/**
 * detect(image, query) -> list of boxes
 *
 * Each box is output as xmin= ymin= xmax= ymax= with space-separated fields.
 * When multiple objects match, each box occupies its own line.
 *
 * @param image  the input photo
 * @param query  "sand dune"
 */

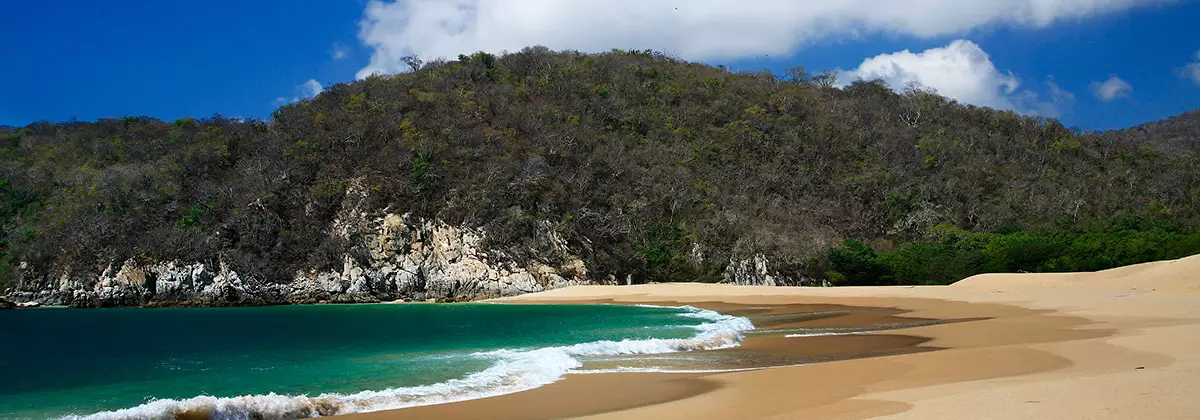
xmin=345 ymin=255 xmax=1200 ymax=419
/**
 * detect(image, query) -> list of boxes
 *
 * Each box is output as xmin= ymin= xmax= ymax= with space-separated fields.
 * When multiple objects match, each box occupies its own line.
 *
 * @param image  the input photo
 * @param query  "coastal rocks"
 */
xmin=723 ymin=255 xmax=779 ymax=286
xmin=3 ymin=209 xmax=819 ymax=308
xmin=722 ymin=254 xmax=823 ymax=287
xmin=6 ymin=259 xmax=273 ymax=308
xmin=5 ymin=213 xmax=590 ymax=307
xmin=0 ymin=298 xmax=13 ymax=310
xmin=292 ymin=214 xmax=587 ymax=303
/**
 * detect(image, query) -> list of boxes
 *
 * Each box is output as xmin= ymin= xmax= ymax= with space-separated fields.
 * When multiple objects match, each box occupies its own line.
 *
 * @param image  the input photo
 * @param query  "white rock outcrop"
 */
xmin=6 ymin=214 xmax=590 ymax=307
xmin=721 ymin=254 xmax=821 ymax=286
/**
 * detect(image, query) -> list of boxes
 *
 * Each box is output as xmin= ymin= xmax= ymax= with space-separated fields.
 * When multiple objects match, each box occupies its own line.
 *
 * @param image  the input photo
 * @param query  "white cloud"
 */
xmin=838 ymin=40 xmax=1020 ymax=110
xmin=332 ymin=43 xmax=349 ymax=60
xmin=355 ymin=0 xmax=1167 ymax=79
xmin=1091 ymin=75 xmax=1132 ymax=101
xmin=301 ymin=79 xmax=324 ymax=98
xmin=1047 ymin=78 xmax=1076 ymax=104
xmin=836 ymin=40 xmax=1070 ymax=116
xmin=1036 ymin=77 xmax=1076 ymax=117
xmin=275 ymin=79 xmax=325 ymax=105
xmin=1184 ymin=50 xmax=1200 ymax=85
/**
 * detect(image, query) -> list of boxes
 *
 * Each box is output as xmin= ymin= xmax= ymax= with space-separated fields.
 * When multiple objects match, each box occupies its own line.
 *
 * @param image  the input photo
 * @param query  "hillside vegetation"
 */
xmin=2 ymin=47 xmax=1199 ymax=290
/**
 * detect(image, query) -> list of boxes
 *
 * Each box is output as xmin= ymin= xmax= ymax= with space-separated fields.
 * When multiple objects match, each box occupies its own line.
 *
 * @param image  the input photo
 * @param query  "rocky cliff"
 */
xmin=4 ymin=213 xmax=601 ymax=307
xmin=4 ymin=174 xmax=811 ymax=308
xmin=3 ymin=212 xmax=803 ymax=307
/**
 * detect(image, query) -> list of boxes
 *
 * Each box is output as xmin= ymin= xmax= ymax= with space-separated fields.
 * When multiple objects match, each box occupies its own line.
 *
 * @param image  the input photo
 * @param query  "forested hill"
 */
xmin=2 ymin=47 xmax=1199 ymax=294
xmin=1111 ymin=109 xmax=1200 ymax=149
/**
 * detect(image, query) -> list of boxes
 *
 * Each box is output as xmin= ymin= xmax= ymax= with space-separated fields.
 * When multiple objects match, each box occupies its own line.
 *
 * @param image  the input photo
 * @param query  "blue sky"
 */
xmin=2 ymin=0 xmax=1198 ymax=131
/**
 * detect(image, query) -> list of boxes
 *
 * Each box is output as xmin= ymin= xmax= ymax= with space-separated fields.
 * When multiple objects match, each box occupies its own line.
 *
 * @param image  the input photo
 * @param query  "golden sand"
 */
xmin=343 ymin=255 xmax=1200 ymax=419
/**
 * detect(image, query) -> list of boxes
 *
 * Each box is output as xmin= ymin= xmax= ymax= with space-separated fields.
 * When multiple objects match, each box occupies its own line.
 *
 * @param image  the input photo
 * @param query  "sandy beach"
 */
xmin=344 ymin=255 xmax=1200 ymax=419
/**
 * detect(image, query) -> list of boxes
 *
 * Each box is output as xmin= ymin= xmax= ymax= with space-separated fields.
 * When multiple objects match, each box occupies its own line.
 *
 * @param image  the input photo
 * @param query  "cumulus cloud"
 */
xmin=1091 ymin=75 xmax=1132 ymax=101
xmin=836 ymin=40 xmax=1070 ymax=116
xmin=356 ymin=0 xmax=1165 ymax=79
xmin=1184 ymin=50 xmax=1200 ymax=85
xmin=838 ymin=40 xmax=1019 ymax=109
xmin=332 ymin=43 xmax=349 ymax=60
xmin=275 ymin=79 xmax=325 ymax=105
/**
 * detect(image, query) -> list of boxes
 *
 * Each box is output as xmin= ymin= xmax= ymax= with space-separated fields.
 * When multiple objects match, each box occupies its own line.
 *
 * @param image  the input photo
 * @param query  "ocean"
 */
xmin=0 ymin=303 xmax=753 ymax=419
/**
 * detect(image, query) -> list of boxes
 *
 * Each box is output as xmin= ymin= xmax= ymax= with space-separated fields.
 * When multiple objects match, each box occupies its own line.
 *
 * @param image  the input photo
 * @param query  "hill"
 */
xmin=1110 ymin=109 xmax=1200 ymax=150
xmin=2 ymin=47 xmax=1199 ymax=306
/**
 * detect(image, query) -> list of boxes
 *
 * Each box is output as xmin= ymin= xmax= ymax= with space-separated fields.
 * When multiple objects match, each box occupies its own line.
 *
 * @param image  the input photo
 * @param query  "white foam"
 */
xmin=784 ymin=331 xmax=869 ymax=338
xmin=572 ymin=366 xmax=765 ymax=374
xmin=62 ymin=305 xmax=754 ymax=420
xmin=574 ymin=362 xmax=812 ymax=375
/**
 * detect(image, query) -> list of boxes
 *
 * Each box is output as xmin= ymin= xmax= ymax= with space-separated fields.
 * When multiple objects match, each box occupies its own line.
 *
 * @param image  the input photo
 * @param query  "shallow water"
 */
xmin=0 ymin=303 xmax=751 ymax=419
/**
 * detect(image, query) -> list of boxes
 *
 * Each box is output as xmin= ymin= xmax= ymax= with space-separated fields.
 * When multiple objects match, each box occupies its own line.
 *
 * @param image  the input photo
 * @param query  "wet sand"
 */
xmin=344 ymin=255 xmax=1200 ymax=419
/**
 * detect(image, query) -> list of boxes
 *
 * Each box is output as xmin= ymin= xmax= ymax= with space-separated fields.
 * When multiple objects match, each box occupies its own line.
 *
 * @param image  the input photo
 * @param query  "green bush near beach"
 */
xmin=828 ymin=217 xmax=1200 ymax=285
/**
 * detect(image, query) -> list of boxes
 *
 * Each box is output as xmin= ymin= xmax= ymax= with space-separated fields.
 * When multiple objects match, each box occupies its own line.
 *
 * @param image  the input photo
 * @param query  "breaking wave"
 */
xmin=62 ymin=306 xmax=753 ymax=420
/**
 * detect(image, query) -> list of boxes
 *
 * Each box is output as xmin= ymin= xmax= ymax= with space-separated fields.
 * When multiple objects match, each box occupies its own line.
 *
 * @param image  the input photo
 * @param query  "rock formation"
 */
xmin=721 ymin=254 xmax=823 ymax=287
xmin=4 ymin=214 xmax=594 ymax=307
xmin=4 ymin=209 xmax=807 ymax=307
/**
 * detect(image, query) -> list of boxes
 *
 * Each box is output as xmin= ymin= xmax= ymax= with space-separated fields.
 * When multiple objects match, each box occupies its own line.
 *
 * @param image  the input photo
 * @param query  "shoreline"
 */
xmin=342 ymin=255 xmax=1200 ymax=419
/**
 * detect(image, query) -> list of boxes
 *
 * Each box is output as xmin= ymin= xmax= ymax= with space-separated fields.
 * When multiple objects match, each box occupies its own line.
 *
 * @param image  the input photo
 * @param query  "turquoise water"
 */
xmin=0 ymin=303 xmax=752 ymax=419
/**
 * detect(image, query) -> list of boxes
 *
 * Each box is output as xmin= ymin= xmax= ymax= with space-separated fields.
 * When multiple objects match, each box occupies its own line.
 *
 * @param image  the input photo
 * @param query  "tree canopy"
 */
xmin=3 ymin=47 xmax=1198 ymax=290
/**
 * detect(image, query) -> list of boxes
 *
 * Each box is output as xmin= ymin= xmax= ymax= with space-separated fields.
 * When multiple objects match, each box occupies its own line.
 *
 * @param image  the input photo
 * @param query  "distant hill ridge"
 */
xmin=1112 ymin=109 xmax=1200 ymax=148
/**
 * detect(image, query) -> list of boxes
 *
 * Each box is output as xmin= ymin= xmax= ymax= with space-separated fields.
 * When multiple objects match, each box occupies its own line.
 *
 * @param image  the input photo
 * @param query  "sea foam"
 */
xmin=62 ymin=305 xmax=753 ymax=420
xmin=783 ymin=331 xmax=869 ymax=338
